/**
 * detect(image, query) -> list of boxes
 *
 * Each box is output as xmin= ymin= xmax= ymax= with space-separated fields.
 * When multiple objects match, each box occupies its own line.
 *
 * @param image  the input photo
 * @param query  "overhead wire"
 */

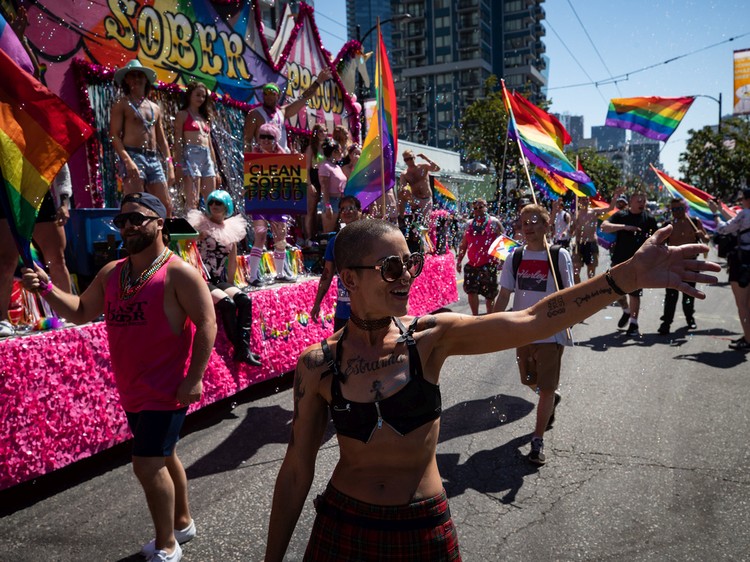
xmin=545 ymin=19 xmax=608 ymax=104
xmin=548 ymin=31 xmax=750 ymax=90
xmin=565 ymin=0 xmax=622 ymax=96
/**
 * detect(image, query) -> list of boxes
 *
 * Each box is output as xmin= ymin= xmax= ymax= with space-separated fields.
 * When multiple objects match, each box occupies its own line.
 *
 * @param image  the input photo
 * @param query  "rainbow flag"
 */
xmin=502 ymin=82 xmax=590 ymax=184
xmin=433 ymin=177 xmax=457 ymax=212
xmin=345 ymin=23 xmax=397 ymax=211
xmin=649 ymin=164 xmax=724 ymax=232
xmin=605 ymin=96 xmax=695 ymax=142
xmin=488 ymin=235 xmax=520 ymax=261
xmin=532 ymin=165 xmax=596 ymax=199
xmin=0 ymin=13 xmax=34 ymax=76
xmin=0 ymin=46 xmax=93 ymax=264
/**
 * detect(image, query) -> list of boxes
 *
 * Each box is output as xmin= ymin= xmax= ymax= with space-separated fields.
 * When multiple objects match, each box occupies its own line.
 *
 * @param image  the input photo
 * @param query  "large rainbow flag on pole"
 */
xmin=501 ymin=81 xmax=590 ymax=184
xmin=649 ymin=164 xmax=726 ymax=231
xmin=344 ymin=22 xmax=397 ymax=211
xmin=0 ymin=42 xmax=93 ymax=265
xmin=605 ymin=96 xmax=695 ymax=142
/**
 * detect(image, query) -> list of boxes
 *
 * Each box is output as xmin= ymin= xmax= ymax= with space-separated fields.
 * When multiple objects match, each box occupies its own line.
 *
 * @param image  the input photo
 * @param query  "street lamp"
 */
xmin=693 ymin=93 xmax=723 ymax=133
xmin=355 ymin=13 xmax=411 ymax=142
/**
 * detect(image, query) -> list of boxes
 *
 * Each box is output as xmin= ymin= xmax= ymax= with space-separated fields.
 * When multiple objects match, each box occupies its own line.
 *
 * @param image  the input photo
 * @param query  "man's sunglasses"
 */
xmin=113 ymin=212 xmax=160 ymax=229
xmin=340 ymin=205 xmax=358 ymax=212
xmin=522 ymin=215 xmax=541 ymax=225
xmin=258 ymin=134 xmax=276 ymax=141
xmin=350 ymin=253 xmax=424 ymax=283
xmin=671 ymin=207 xmax=685 ymax=212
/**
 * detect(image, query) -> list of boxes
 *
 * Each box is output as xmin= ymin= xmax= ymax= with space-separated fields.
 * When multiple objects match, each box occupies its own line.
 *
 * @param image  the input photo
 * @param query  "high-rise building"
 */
xmin=591 ymin=125 xmax=626 ymax=152
xmin=347 ymin=0 xmax=547 ymax=150
xmin=553 ymin=113 xmax=584 ymax=148
xmin=629 ymin=137 xmax=661 ymax=180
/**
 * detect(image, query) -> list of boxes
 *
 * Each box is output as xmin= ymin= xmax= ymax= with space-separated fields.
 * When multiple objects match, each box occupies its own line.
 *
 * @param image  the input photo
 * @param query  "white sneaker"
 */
xmin=147 ymin=542 xmax=182 ymax=562
xmin=141 ymin=520 xmax=195 ymax=557
xmin=0 ymin=320 xmax=14 ymax=338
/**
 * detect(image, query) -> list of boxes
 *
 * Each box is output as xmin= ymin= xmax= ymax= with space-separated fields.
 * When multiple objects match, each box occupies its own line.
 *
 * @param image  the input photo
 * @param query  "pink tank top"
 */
xmin=104 ymin=254 xmax=194 ymax=412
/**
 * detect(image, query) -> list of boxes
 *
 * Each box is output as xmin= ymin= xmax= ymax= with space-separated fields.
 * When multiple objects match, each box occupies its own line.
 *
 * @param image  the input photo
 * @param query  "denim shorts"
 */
xmin=120 ymin=147 xmax=167 ymax=184
xmin=183 ymin=144 xmax=216 ymax=178
xmin=125 ymin=408 xmax=188 ymax=457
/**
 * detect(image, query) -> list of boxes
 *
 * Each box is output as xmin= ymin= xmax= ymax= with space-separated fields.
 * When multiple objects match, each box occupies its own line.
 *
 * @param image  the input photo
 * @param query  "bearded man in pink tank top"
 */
xmin=22 ymin=192 xmax=216 ymax=562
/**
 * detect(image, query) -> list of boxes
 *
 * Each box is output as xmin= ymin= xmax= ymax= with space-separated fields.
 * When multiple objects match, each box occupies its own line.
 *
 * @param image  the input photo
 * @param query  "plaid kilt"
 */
xmin=303 ymin=483 xmax=461 ymax=561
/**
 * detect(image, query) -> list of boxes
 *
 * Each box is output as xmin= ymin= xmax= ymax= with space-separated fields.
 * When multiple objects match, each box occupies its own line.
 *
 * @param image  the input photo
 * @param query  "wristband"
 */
xmin=604 ymin=268 xmax=627 ymax=296
xmin=39 ymin=280 xmax=54 ymax=297
xmin=165 ymin=157 xmax=173 ymax=164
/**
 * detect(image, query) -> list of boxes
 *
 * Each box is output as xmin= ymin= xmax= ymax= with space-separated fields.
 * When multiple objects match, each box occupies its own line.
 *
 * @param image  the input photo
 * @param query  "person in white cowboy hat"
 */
xmin=110 ymin=59 xmax=175 ymax=217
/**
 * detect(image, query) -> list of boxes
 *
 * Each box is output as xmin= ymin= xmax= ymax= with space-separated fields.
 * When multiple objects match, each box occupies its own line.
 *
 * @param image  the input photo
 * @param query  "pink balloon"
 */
xmin=353 ymin=102 xmax=362 ymax=113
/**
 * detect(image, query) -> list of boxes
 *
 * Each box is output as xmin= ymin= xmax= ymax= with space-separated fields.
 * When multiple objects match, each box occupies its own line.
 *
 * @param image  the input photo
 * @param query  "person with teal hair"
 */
xmin=187 ymin=190 xmax=260 ymax=366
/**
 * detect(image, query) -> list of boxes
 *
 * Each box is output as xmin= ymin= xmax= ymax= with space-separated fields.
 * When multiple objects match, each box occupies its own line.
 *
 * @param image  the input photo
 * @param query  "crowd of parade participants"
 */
xmin=6 ymin=53 xmax=750 ymax=561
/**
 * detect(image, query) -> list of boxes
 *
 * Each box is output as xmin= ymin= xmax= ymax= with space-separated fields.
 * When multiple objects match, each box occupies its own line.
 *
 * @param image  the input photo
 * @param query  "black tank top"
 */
xmin=320 ymin=317 xmax=442 ymax=443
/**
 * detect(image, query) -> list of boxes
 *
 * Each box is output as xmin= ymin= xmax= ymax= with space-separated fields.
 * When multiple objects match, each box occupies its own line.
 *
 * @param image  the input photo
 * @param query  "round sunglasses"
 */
xmin=112 ymin=212 xmax=160 ymax=229
xmin=349 ymin=253 xmax=424 ymax=283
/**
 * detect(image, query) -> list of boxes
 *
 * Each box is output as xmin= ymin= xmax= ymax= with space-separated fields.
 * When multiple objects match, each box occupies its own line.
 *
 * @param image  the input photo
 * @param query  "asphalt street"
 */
xmin=1 ymin=248 xmax=748 ymax=561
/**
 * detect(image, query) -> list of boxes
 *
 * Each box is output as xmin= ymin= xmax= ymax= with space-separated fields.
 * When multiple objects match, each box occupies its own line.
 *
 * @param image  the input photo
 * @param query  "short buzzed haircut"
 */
xmin=334 ymin=219 xmax=401 ymax=274
xmin=520 ymin=203 xmax=550 ymax=225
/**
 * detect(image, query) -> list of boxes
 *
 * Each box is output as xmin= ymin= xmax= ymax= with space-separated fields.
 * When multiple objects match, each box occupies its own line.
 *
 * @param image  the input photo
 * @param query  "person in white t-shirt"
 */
xmin=494 ymin=203 xmax=573 ymax=465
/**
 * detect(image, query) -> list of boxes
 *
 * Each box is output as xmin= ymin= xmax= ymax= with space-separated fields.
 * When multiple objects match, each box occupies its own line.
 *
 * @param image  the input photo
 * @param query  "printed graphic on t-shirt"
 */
xmin=517 ymin=260 xmax=550 ymax=292
xmin=106 ymin=300 xmax=148 ymax=326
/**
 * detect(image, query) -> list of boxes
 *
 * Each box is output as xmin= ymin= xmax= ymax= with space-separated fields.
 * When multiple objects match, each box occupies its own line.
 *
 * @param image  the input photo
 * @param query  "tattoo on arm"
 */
xmin=302 ymin=347 xmax=326 ymax=370
xmin=546 ymin=296 xmax=566 ymax=318
xmin=572 ymin=287 xmax=613 ymax=307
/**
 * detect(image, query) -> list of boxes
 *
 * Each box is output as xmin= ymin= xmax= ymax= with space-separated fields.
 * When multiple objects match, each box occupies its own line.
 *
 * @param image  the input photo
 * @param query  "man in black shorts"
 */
xmin=601 ymin=191 xmax=658 ymax=336
xmin=456 ymin=199 xmax=504 ymax=315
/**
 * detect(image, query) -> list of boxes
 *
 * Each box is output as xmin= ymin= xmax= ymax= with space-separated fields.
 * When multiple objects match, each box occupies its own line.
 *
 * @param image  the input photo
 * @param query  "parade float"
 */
xmin=0 ymin=1 xmax=459 ymax=490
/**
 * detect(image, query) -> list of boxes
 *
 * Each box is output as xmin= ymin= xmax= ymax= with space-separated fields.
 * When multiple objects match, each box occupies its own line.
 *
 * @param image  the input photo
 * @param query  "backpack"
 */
xmin=511 ymin=244 xmax=565 ymax=290
xmin=714 ymin=226 xmax=750 ymax=259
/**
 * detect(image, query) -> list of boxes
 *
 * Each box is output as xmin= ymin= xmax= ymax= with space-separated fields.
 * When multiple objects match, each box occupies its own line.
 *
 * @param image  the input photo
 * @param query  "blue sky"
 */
xmin=314 ymin=1 xmax=749 ymax=178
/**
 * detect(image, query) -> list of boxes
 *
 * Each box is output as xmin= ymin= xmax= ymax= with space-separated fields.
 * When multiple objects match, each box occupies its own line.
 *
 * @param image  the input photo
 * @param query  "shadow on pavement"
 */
xmin=575 ymin=329 xmax=658 ymax=351
xmin=438 ymin=434 xmax=539 ymax=505
xmin=0 ymin=371 xmax=298 ymax=516
xmin=673 ymin=350 xmax=749 ymax=369
xmin=439 ymin=394 xmax=534 ymax=443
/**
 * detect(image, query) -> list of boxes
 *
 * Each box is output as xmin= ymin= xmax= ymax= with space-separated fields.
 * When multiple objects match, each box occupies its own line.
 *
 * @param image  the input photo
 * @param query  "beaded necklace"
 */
xmin=119 ymin=247 xmax=172 ymax=300
xmin=472 ymin=214 xmax=489 ymax=234
xmin=128 ymin=97 xmax=155 ymax=132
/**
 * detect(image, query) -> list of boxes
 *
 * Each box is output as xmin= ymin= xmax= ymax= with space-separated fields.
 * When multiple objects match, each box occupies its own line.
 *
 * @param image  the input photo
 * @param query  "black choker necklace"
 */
xmin=349 ymin=313 xmax=392 ymax=331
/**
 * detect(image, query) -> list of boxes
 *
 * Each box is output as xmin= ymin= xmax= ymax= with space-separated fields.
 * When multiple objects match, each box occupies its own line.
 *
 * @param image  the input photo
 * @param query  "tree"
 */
xmin=679 ymin=116 xmax=750 ymax=200
xmin=567 ymin=147 xmax=624 ymax=200
xmin=460 ymin=75 xmax=519 ymax=203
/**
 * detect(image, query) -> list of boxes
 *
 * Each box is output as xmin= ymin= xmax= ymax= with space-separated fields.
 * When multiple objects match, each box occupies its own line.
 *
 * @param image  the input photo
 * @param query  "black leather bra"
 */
xmin=320 ymin=317 xmax=442 ymax=443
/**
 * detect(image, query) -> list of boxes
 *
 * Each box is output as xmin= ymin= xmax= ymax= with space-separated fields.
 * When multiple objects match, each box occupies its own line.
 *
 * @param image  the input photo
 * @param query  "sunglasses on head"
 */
xmin=350 ymin=253 xmax=424 ymax=283
xmin=113 ymin=212 xmax=159 ymax=229
xmin=259 ymin=134 xmax=275 ymax=141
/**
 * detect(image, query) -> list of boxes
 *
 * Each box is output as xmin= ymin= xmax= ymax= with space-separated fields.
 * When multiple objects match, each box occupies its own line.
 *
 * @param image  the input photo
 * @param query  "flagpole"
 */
xmin=498 ymin=118 xmax=511 ymax=205
xmin=502 ymin=80 xmax=571 ymax=339
xmin=377 ymin=21 xmax=386 ymax=220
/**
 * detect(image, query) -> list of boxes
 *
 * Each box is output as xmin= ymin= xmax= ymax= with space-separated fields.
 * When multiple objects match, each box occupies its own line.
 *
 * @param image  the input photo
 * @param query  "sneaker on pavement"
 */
xmin=147 ymin=543 xmax=182 ymax=562
xmin=731 ymin=336 xmax=745 ymax=344
xmin=626 ymin=323 xmax=640 ymax=337
xmin=0 ymin=320 xmax=14 ymax=338
xmin=729 ymin=338 xmax=750 ymax=351
xmin=686 ymin=318 xmax=697 ymax=330
xmin=142 ymin=520 xmax=195 ymax=558
xmin=275 ymin=274 xmax=297 ymax=283
xmin=657 ymin=322 xmax=670 ymax=336
xmin=529 ymin=437 xmax=546 ymax=465
xmin=617 ymin=312 xmax=630 ymax=329
xmin=546 ymin=391 xmax=562 ymax=430
xmin=249 ymin=279 xmax=264 ymax=288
